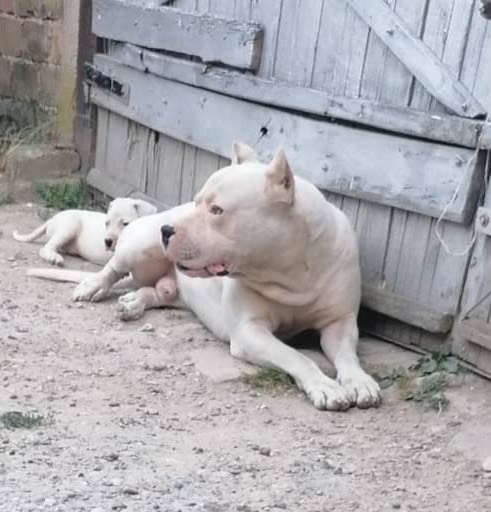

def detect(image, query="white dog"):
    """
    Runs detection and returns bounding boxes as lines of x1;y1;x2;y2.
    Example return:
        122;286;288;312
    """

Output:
27;203;193;320
14;198;157;266
161;143;381;411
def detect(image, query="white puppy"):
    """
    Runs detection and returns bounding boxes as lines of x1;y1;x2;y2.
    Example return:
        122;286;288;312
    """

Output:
27;203;193;320
162;143;381;411
14;198;157;266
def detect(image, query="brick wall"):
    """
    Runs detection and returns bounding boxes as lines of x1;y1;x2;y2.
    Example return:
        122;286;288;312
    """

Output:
0;0;63;108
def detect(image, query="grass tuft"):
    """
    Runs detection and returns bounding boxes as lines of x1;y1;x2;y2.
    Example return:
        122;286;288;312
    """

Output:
243;368;295;391
0;411;46;430
36;180;86;210
373;351;464;412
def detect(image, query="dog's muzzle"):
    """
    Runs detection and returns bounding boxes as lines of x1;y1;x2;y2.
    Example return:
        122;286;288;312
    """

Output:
161;224;175;249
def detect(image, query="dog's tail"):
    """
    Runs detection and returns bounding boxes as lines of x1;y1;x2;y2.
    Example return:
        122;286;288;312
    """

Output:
13;223;48;242
27;268;94;283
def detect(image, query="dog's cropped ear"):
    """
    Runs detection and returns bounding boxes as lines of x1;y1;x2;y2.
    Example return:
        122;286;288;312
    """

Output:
133;199;158;217
265;148;294;205
231;141;258;165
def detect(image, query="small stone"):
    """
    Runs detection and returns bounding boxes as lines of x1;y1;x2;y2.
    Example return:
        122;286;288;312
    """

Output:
250;444;260;451
333;467;343;475
447;420;462;427
321;460;335;470
185;336;194;342
69;401;77;407
392;504;401;510
122;487;139;495
259;447;271;456
9;394;18;399
111;504;127;510
140;323;155;332
483;457;491;472
104;453;119;462
109;402;121;408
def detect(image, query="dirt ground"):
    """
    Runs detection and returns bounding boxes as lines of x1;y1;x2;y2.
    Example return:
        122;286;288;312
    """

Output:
1;203;491;512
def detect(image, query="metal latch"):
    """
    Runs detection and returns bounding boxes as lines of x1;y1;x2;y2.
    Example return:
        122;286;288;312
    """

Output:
475;206;491;236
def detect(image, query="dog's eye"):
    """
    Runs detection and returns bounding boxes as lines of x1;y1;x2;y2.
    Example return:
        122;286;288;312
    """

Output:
210;205;223;215
122;220;130;227
105;220;109;227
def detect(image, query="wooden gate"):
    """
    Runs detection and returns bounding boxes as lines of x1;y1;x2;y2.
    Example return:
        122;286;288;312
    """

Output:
85;0;491;374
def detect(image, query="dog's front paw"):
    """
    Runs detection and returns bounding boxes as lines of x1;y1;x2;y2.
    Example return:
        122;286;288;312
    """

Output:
73;278;106;302
337;370;381;409
303;375;351;411
116;291;145;321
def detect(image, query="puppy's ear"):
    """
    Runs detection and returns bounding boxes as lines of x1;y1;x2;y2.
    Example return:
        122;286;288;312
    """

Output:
231;141;258;165
265;148;294;205
133;199;158;217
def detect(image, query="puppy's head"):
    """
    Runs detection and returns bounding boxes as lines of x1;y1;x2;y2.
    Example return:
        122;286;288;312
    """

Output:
104;198;157;250
162;142;298;279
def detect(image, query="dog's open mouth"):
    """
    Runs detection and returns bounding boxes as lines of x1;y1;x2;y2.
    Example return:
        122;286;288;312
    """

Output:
176;261;230;277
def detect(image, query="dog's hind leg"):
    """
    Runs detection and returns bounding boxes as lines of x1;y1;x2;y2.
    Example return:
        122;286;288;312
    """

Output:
320;315;381;409
38;227;77;266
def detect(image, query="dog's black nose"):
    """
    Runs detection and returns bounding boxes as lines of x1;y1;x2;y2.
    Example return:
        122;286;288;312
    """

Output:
104;238;113;249
161;225;175;248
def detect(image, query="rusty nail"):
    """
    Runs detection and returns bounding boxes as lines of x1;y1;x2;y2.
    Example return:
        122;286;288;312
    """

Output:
479;213;489;227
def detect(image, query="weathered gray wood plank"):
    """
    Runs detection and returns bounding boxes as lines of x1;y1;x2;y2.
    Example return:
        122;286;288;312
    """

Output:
361;286;454;334
87;167;167;209
92;0;263;70
193;149;221;196
179;144;197;203
273;0;324;86
459;318;491;351
91;54;482;223
110;43;490;149
373;0;426;107
346;0;486;118
248;0;282;78
155;135;185;207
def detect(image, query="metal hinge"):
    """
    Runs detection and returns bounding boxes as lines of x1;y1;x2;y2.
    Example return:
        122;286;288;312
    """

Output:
84;63;130;104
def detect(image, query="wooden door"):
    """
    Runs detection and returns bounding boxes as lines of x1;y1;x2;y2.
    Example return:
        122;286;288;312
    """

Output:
86;0;491;366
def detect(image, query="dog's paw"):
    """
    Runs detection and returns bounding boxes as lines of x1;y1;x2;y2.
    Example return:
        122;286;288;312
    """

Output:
303;375;351;411
39;248;64;266
73;278;106;302
116;292;145;321
337;370;381;409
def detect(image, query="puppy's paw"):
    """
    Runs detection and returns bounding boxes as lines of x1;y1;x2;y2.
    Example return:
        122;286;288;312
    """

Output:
39;248;64;266
338;370;381;409
303;375;351;411
73;278;106;302
117;292;145;321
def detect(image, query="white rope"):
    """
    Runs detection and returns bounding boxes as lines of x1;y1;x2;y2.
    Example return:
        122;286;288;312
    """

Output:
435;113;491;257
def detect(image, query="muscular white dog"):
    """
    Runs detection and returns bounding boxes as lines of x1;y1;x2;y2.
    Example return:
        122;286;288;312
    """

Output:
161;143;381;411
27;203;193;320
14;197;157;266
